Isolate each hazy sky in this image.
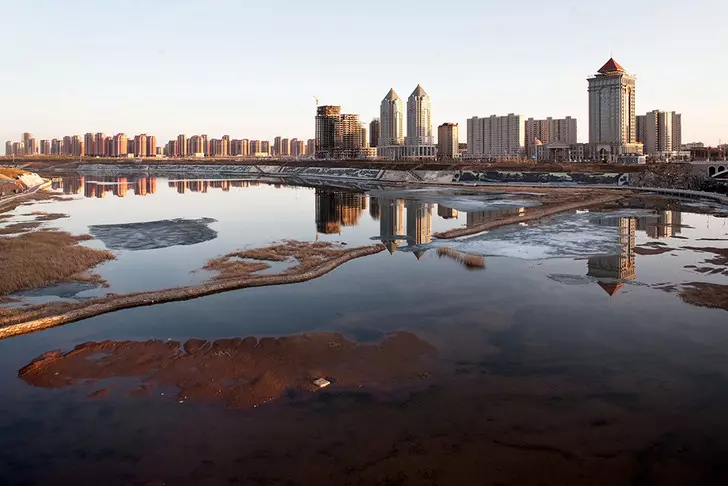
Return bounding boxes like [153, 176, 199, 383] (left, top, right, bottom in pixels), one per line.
[2, 0, 726, 145]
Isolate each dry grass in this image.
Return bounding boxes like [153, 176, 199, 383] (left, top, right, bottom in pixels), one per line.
[212, 240, 347, 277]
[0, 230, 115, 296]
[25, 211, 69, 221]
[0, 222, 42, 235]
[437, 247, 485, 270]
[0, 191, 71, 214]
[203, 257, 271, 280]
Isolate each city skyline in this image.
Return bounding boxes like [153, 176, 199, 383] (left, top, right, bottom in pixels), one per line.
[1, 1, 725, 146]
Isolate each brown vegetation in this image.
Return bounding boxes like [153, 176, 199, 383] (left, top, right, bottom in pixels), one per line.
[0, 230, 115, 296]
[25, 211, 69, 221]
[437, 247, 485, 269]
[0, 242, 385, 340]
[18, 332, 437, 408]
[679, 282, 728, 312]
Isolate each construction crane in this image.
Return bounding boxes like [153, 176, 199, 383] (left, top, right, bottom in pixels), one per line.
[313, 96, 319, 107]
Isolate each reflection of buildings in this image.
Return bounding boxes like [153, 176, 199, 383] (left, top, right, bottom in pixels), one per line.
[466, 207, 525, 227]
[51, 176, 85, 195]
[369, 196, 381, 221]
[167, 179, 257, 194]
[588, 217, 637, 296]
[314, 189, 367, 234]
[437, 204, 458, 219]
[55, 176, 159, 199]
[636, 210, 682, 239]
[406, 200, 432, 260]
[379, 198, 405, 254]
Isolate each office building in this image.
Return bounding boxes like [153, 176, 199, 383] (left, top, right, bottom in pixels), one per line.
[378, 89, 405, 159]
[369, 119, 380, 148]
[437, 123, 459, 159]
[588, 58, 642, 159]
[466, 114, 525, 158]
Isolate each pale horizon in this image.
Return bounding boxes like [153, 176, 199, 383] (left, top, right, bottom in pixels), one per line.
[2, 0, 727, 146]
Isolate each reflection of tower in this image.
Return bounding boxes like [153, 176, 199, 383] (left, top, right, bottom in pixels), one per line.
[588, 217, 637, 296]
[406, 200, 432, 260]
[84, 181, 95, 198]
[467, 207, 524, 227]
[369, 196, 381, 220]
[379, 198, 405, 254]
[148, 177, 157, 195]
[437, 204, 458, 219]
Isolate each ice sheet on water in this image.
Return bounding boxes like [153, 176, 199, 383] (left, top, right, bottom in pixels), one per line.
[89, 217, 218, 251]
[370, 188, 541, 213]
[405, 211, 629, 261]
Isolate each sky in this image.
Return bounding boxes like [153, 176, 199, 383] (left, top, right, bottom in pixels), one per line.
[2, 0, 727, 145]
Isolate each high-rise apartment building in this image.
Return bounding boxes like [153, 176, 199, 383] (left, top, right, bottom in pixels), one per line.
[261, 141, 270, 155]
[369, 119, 380, 148]
[147, 135, 157, 156]
[467, 114, 525, 158]
[588, 58, 642, 158]
[112, 133, 128, 157]
[28, 138, 39, 155]
[62, 136, 72, 155]
[637, 110, 683, 156]
[249, 140, 261, 155]
[177, 134, 187, 157]
[94, 133, 106, 156]
[315, 105, 341, 158]
[22, 133, 32, 154]
[405, 84, 436, 158]
[525, 117, 577, 155]
[291, 139, 305, 157]
[378, 89, 405, 159]
[51, 139, 62, 155]
[133, 134, 148, 157]
[281, 138, 290, 156]
[306, 139, 315, 156]
[84, 133, 95, 156]
[40, 140, 50, 155]
[105, 137, 113, 157]
[361, 127, 368, 148]
[189, 135, 203, 155]
[222, 135, 230, 156]
[5, 141, 13, 156]
[71, 136, 84, 157]
[273, 136, 282, 156]
[437, 123, 459, 159]
[12, 142, 25, 155]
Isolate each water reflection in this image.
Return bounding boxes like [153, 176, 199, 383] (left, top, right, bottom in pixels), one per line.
[314, 189, 367, 235]
[588, 210, 682, 295]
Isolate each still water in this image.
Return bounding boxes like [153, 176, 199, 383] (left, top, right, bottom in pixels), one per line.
[1, 175, 727, 485]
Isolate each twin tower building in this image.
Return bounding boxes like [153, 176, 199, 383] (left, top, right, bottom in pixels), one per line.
[377, 85, 436, 159]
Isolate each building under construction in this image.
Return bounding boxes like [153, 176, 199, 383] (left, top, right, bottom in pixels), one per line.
[315, 105, 364, 159]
